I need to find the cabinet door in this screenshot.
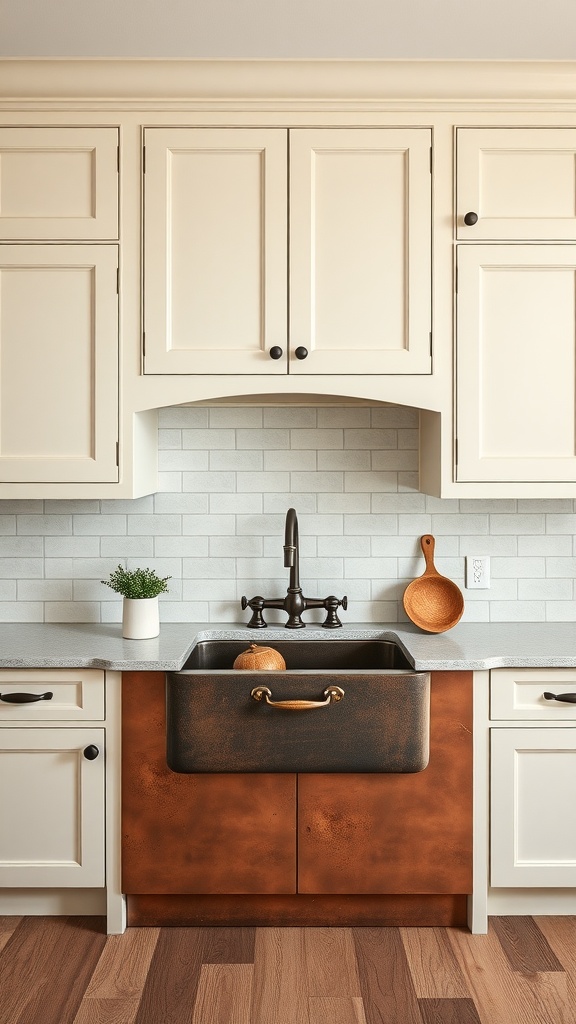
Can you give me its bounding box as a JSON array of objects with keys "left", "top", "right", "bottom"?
[
  {"left": 491, "top": 727, "right": 576, "bottom": 887},
  {"left": 289, "top": 128, "right": 432, "bottom": 375},
  {"left": 0, "top": 728, "right": 105, "bottom": 887},
  {"left": 457, "top": 128, "right": 576, "bottom": 240},
  {"left": 143, "top": 128, "right": 287, "bottom": 375},
  {"left": 0, "top": 245, "right": 119, "bottom": 482},
  {"left": 0, "top": 127, "right": 119, "bottom": 240},
  {"left": 122, "top": 672, "right": 297, "bottom": 894},
  {"left": 456, "top": 244, "right": 576, "bottom": 482},
  {"left": 298, "top": 671, "right": 472, "bottom": 894}
]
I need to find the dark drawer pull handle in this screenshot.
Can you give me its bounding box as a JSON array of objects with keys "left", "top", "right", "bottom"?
[
  {"left": 463, "top": 211, "right": 478, "bottom": 226},
  {"left": 543, "top": 691, "right": 576, "bottom": 704},
  {"left": 250, "top": 685, "right": 344, "bottom": 710},
  {"left": 0, "top": 691, "right": 54, "bottom": 704},
  {"left": 83, "top": 745, "right": 100, "bottom": 760}
]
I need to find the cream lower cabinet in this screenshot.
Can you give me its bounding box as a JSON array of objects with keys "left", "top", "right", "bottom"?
[
  {"left": 143, "top": 126, "right": 432, "bottom": 376},
  {"left": 0, "top": 727, "right": 105, "bottom": 887},
  {"left": 0, "top": 669, "right": 106, "bottom": 889},
  {"left": 0, "top": 245, "right": 119, "bottom": 483},
  {"left": 456, "top": 245, "right": 576, "bottom": 483},
  {"left": 490, "top": 669, "right": 576, "bottom": 889}
]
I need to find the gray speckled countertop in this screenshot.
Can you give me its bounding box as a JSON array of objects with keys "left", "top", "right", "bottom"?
[{"left": 1, "top": 620, "right": 576, "bottom": 671}]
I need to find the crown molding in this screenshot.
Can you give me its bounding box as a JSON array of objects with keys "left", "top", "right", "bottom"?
[{"left": 1, "top": 58, "right": 576, "bottom": 107}]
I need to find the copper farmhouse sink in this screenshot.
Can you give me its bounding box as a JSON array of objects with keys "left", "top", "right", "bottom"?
[{"left": 166, "top": 639, "right": 430, "bottom": 775}]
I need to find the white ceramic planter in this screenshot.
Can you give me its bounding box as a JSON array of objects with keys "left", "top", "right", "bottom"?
[{"left": 122, "top": 596, "right": 160, "bottom": 639}]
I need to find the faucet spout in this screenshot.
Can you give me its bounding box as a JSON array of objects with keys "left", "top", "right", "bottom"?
[{"left": 283, "top": 507, "right": 300, "bottom": 592}]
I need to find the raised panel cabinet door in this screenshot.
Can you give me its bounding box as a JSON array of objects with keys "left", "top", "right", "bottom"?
[
  {"left": 143, "top": 127, "right": 287, "bottom": 374},
  {"left": 289, "top": 127, "right": 432, "bottom": 375},
  {"left": 0, "top": 127, "right": 119, "bottom": 240},
  {"left": 491, "top": 727, "right": 576, "bottom": 888},
  {"left": 0, "top": 727, "right": 105, "bottom": 887},
  {"left": 297, "top": 671, "right": 473, "bottom": 894},
  {"left": 456, "top": 244, "right": 576, "bottom": 483},
  {"left": 457, "top": 128, "right": 576, "bottom": 240},
  {"left": 122, "top": 672, "right": 297, "bottom": 894},
  {"left": 0, "top": 245, "right": 119, "bottom": 483}
]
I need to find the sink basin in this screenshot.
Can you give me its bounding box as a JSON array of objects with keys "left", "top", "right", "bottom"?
[
  {"left": 167, "top": 638, "right": 429, "bottom": 775},
  {"left": 182, "top": 638, "right": 413, "bottom": 671}
]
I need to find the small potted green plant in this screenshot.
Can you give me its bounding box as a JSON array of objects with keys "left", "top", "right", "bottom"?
[{"left": 101, "top": 565, "right": 171, "bottom": 639}]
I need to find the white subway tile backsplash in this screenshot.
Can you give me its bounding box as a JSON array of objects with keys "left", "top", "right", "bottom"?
[
  {"left": 184, "top": 428, "right": 235, "bottom": 449},
  {"left": 158, "top": 407, "right": 209, "bottom": 428},
  {"left": 2, "top": 403, "right": 576, "bottom": 623},
  {"left": 44, "top": 602, "right": 100, "bottom": 623},
  {"left": 211, "top": 450, "right": 263, "bottom": 471},
  {"left": 264, "top": 450, "right": 317, "bottom": 471},
  {"left": 345, "top": 471, "right": 396, "bottom": 492},
  {"left": 290, "top": 472, "right": 343, "bottom": 492},
  {"left": 128, "top": 514, "right": 181, "bottom": 536},
  {"left": 154, "top": 536, "right": 209, "bottom": 557},
  {"left": 371, "top": 406, "right": 419, "bottom": 428},
  {"left": 318, "top": 450, "right": 371, "bottom": 470},
  {"left": 18, "top": 579, "right": 72, "bottom": 601},
  {"left": 154, "top": 493, "right": 208, "bottom": 514},
  {"left": 18, "top": 515, "right": 72, "bottom": 535},
  {"left": 183, "top": 514, "right": 235, "bottom": 535},
  {"left": 318, "top": 407, "right": 371, "bottom": 428},
  {"left": 0, "top": 537, "right": 43, "bottom": 556},
  {"left": 237, "top": 428, "right": 290, "bottom": 449},
  {"left": 518, "top": 535, "right": 572, "bottom": 556},
  {"left": 45, "top": 537, "right": 100, "bottom": 557},
  {"left": 237, "top": 471, "right": 290, "bottom": 492},
  {"left": 0, "top": 602, "right": 43, "bottom": 622},
  {"left": 317, "top": 536, "right": 371, "bottom": 557},
  {"left": 263, "top": 408, "right": 316, "bottom": 427},
  {"left": 74, "top": 515, "right": 126, "bottom": 536},
  {"left": 210, "top": 407, "right": 263, "bottom": 427},
  {"left": 291, "top": 428, "right": 343, "bottom": 449},
  {"left": 159, "top": 451, "right": 210, "bottom": 472},
  {"left": 318, "top": 494, "right": 370, "bottom": 513}
]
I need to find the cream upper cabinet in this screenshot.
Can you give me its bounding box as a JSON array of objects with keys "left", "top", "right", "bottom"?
[
  {"left": 0, "top": 127, "right": 119, "bottom": 240},
  {"left": 456, "top": 128, "right": 576, "bottom": 241},
  {"left": 455, "top": 125, "right": 576, "bottom": 486},
  {"left": 456, "top": 244, "right": 576, "bottom": 483},
  {"left": 143, "top": 126, "right": 432, "bottom": 376},
  {"left": 0, "top": 245, "right": 119, "bottom": 483}
]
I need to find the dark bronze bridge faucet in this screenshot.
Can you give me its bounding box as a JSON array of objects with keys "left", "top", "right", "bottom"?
[{"left": 241, "top": 507, "right": 348, "bottom": 629}]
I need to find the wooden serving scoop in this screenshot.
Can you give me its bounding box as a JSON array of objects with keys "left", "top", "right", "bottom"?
[{"left": 403, "top": 534, "right": 464, "bottom": 633}]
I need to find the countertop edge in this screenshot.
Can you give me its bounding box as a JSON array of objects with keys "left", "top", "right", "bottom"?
[{"left": 1, "top": 621, "right": 576, "bottom": 671}]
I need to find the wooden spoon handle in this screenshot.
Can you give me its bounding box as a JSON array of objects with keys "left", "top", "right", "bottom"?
[{"left": 420, "top": 534, "right": 437, "bottom": 574}]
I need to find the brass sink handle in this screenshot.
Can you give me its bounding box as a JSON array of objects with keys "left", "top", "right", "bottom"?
[{"left": 250, "top": 685, "right": 345, "bottom": 710}]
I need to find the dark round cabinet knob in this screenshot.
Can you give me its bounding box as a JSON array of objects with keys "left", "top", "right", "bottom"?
[
  {"left": 463, "top": 211, "right": 478, "bottom": 226},
  {"left": 269, "top": 346, "right": 283, "bottom": 360},
  {"left": 294, "top": 346, "right": 308, "bottom": 360},
  {"left": 83, "top": 744, "right": 100, "bottom": 760}
]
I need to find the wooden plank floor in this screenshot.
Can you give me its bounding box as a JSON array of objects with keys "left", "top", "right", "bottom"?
[{"left": 0, "top": 916, "right": 574, "bottom": 1024}]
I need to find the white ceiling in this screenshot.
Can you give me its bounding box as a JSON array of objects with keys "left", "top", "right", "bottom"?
[{"left": 2, "top": 0, "right": 576, "bottom": 59}]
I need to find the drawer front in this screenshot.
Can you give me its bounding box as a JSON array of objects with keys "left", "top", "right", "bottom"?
[
  {"left": 491, "top": 668, "right": 576, "bottom": 721},
  {"left": 0, "top": 669, "right": 105, "bottom": 721}
]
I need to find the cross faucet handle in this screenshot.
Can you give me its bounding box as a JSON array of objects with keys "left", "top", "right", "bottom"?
[
  {"left": 322, "top": 595, "right": 348, "bottom": 628},
  {"left": 241, "top": 595, "right": 267, "bottom": 628}
]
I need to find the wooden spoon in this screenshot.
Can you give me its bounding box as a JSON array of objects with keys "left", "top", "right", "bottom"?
[{"left": 403, "top": 534, "right": 464, "bottom": 633}]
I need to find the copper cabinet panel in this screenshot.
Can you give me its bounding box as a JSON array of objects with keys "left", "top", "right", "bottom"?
[
  {"left": 122, "top": 672, "right": 297, "bottom": 894},
  {"left": 297, "top": 671, "right": 473, "bottom": 894}
]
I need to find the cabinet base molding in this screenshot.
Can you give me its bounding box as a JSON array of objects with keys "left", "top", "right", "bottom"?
[
  {"left": 487, "top": 888, "right": 576, "bottom": 916},
  {"left": 126, "top": 893, "right": 467, "bottom": 927},
  {"left": 0, "top": 888, "right": 106, "bottom": 916}
]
